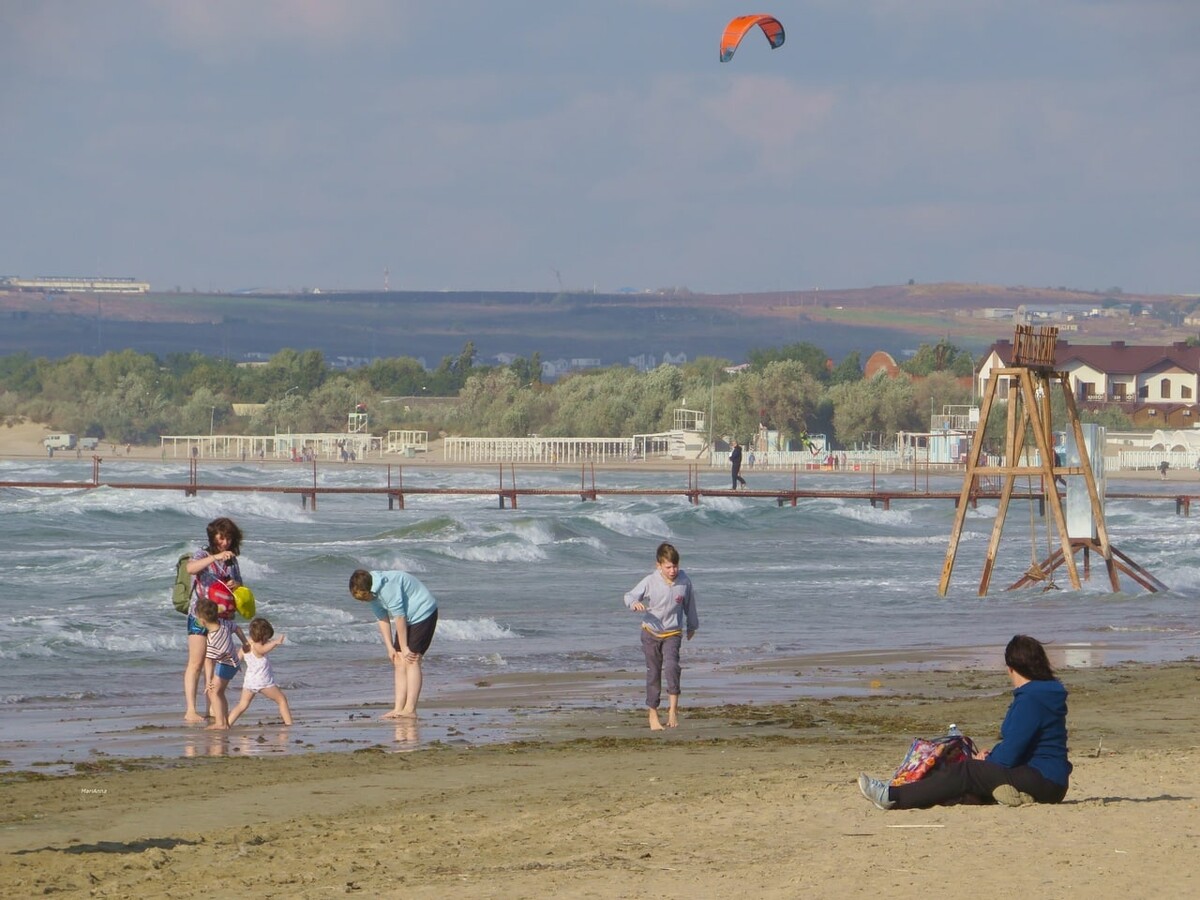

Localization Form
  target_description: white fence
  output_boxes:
[160,433,381,461]
[1118,450,1198,472]
[385,430,429,455]
[443,436,637,464]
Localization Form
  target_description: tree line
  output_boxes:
[0,339,1129,449]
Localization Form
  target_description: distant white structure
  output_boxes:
[2,275,149,293]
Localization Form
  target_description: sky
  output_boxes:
[1,1,1197,296]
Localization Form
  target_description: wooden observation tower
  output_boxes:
[939,325,1162,596]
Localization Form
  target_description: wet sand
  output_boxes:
[1,661,1197,897]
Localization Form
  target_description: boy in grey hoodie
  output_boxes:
[623,542,699,730]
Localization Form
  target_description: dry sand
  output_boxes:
[1,662,1197,898]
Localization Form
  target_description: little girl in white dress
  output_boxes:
[227,617,293,726]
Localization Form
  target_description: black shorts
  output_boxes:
[393,609,438,656]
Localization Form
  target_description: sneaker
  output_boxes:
[858,773,895,810]
[992,784,1035,807]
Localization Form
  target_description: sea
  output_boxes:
[1,456,1196,769]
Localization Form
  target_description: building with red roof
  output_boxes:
[978,339,1200,428]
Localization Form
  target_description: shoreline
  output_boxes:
[1,659,1196,896]
[1,640,1189,776]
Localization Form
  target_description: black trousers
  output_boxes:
[890,758,1068,809]
[731,465,746,489]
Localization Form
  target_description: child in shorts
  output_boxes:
[227,617,293,726]
[194,597,241,730]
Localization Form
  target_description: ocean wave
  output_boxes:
[1094,623,1197,635]
[441,540,548,564]
[855,534,949,547]
[825,501,914,526]
[437,617,517,642]
[584,508,673,539]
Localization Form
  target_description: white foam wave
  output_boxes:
[1097,623,1196,635]
[446,542,548,564]
[437,617,517,642]
[354,553,427,573]
[827,501,913,526]
[856,534,949,547]
[586,509,673,539]
[469,652,509,667]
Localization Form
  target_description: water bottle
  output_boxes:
[948,723,962,737]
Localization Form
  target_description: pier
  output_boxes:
[2,458,1198,514]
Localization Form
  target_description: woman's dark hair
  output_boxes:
[205,517,243,556]
[1005,634,1056,681]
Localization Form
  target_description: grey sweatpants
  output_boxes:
[640,629,682,709]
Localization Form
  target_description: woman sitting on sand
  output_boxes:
[858,634,1072,809]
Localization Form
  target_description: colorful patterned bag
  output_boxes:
[890,732,979,787]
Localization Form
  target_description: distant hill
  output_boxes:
[0,283,1189,366]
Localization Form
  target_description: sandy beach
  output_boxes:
[0,661,1196,897]
[3,420,1198,896]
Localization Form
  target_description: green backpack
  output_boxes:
[172,553,196,615]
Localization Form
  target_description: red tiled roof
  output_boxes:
[987,340,1200,375]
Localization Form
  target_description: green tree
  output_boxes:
[911,371,973,426]
[508,353,543,386]
[358,356,428,395]
[0,351,41,395]
[900,340,975,377]
[829,351,863,385]
[829,373,921,448]
[748,342,831,382]
[718,361,822,444]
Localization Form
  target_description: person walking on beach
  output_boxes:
[623,542,698,731]
[858,634,1072,810]
[730,441,748,490]
[227,617,293,727]
[349,569,439,718]
[183,516,244,723]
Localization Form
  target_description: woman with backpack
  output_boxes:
[182,517,245,723]
[857,634,1072,810]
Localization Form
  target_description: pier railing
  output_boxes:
[5,458,1199,515]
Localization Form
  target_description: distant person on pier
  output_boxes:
[1159,460,1170,480]
[623,542,699,731]
[349,569,439,718]
[183,517,245,723]
[729,441,748,490]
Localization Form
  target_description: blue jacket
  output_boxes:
[367,570,438,626]
[988,678,1072,786]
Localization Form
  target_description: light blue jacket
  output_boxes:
[368,570,438,626]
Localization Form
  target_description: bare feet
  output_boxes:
[184,712,205,724]
[205,723,229,731]
[648,709,664,731]
[666,713,678,728]
[382,709,417,720]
